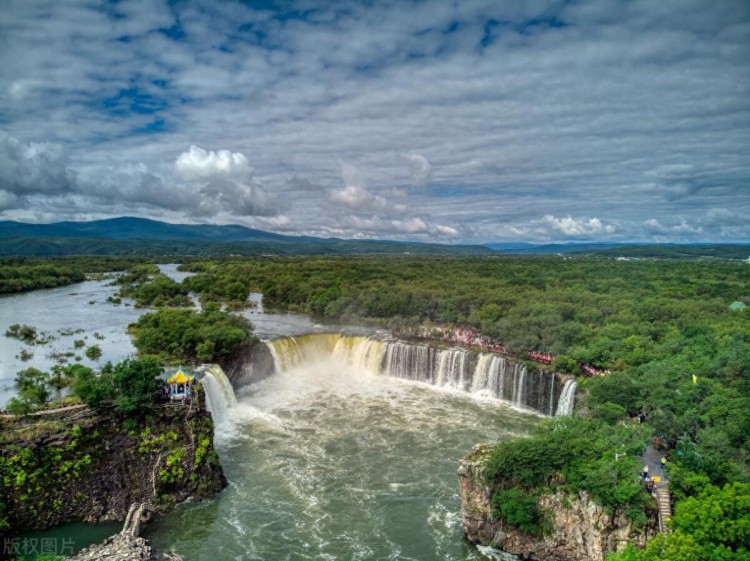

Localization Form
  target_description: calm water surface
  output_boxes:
[0,278,142,406]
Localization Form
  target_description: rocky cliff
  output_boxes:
[458,444,658,561]
[0,395,226,539]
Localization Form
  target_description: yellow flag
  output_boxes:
[692,374,698,384]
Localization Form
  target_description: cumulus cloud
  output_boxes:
[705,207,748,227]
[171,145,277,217]
[0,134,279,219]
[0,131,76,201]
[329,185,405,213]
[175,145,253,179]
[327,163,407,214]
[540,215,617,237]
[344,215,460,239]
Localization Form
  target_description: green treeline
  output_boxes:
[5,359,164,416]
[128,307,257,364]
[114,264,193,308]
[0,264,85,294]
[0,256,158,295]
[608,482,750,560]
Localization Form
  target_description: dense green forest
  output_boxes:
[128,307,257,364]
[0,256,154,295]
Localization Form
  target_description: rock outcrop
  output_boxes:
[1,394,226,538]
[66,502,184,561]
[67,533,156,561]
[458,444,659,561]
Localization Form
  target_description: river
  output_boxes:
[2,267,536,559]
[146,355,536,560]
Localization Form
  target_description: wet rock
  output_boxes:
[67,534,156,561]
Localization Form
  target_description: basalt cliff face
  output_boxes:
[458,444,658,561]
[0,396,226,539]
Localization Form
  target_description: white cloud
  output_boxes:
[643,218,703,235]
[175,146,253,180]
[705,207,748,227]
[330,185,386,210]
[0,132,76,200]
[540,215,617,237]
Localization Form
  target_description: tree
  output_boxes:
[588,373,642,414]
[552,355,579,375]
[591,402,629,425]
[607,483,750,560]
[5,392,37,416]
[672,483,750,552]
[492,488,544,534]
[72,366,115,410]
[14,367,50,405]
[112,358,163,413]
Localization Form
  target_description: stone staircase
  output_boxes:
[655,482,672,534]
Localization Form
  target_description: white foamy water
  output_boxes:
[147,352,537,560]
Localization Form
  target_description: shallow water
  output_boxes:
[146,357,536,560]
[0,278,144,406]
[15,521,121,557]
[0,264,331,406]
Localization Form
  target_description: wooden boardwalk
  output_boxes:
[655,482,672,534]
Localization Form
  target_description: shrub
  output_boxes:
[492,488,544,534]
[72,366,115,410]
[85,345,102,361]
[590,402,629,425]
[112,358,163,413]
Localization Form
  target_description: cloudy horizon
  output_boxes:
[1,0,748,244]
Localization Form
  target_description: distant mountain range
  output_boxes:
[485,241,750,259]
[0,217,493,257]
[0,217,747,259]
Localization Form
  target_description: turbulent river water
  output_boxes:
[146,355,537,561]
[2,268,540,560]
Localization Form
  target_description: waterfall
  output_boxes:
[548,374,556,416]
[435,349,470,389]
[512,364,526,407]
[201,364,237,424]
[263,334,563,416]
[333,336,385,373]
[556,379,577,416]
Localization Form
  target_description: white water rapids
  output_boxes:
[159,334,578,560]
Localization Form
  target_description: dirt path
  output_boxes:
[0,403,87,419]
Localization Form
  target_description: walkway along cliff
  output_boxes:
[0,380,226,542]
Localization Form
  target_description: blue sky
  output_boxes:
[0,0,748,243]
